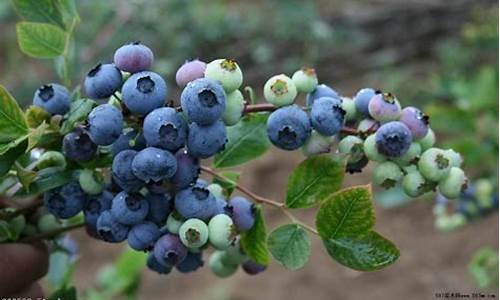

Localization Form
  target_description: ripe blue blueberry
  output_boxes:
[112,150,144,192]
[399,106,429,140]
[87,104,123,146]
[153,233,188,267]
[132,147,177,182]
[33,83,70,115]
[84,190,113,231]
[113,41,154,73]
[310,97,345,136]
[174,185,218,220]
[242,260,267,275]
[96,210,129,243]
[127,221,161,251]
[175,59,207,88]
[171,149,200,189]
[146,192,172,225]
[204,59,243,93]
[110,191,149,225]
[44,182,87,219]
[111,128,146,156]
[187,121,227,159]
[354,88,376,117]
[147,253,172,274]
[84,63,123,99]
[180,78,226,125]
[375,121,412,157]
[143,107,187,151]
[306,84,339,106]
[62,128,98,162]
[214,197,229,215]
[266,105,311,150]
[176,252,204,273]
[227,196,255,231]
[368,92,402,122]
[122,71,167,116]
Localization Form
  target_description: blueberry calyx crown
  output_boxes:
[382,92,396,104]
[137,76,155,93]
[415,109,430,125]
[333,104,346,116]
[198,89,217,107]
[159,123,178,141]
[192,187,209,201]
[271,79,289,96]
[278,126,297,146]
[302,67,316,77]
[435,154,450,169]
[98,228,113,242]
[185,228,201,243]
[87,63,102,77]
[125,194,142,211]
[220,59,237,71]
[131,41,141,45]
[38,85,54,101]
[165,251,179,265]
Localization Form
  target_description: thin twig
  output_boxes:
[3,198,43,221]
[18,222,85,243]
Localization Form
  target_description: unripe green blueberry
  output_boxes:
[438,167,468,199]
[338,135,364,163]
[443,149,463,167]
[204,59,243,93]
[301,130,334,157]
[208,214,236,250]
[178,218,209,249]
[402,170,433,197]
[207,183,224,200]
[222,89,245,126]
[37,151,66,170]
[37,214,61,233]
[418,148,451,182]
[476,179,494,205]
[209,250,238,278]
[291,68,318,93]
[263,74,297,107]
[341,97,357,121]
[220,241,248,265]
[393,142,421,166]
[78,169,105,195]
[372,161,403,189]
[418,128,435,150]
[363,134,386,162]
[9,215,26,237]
[22,224,37,236]
[166,212,184,234]
[435,214,466,232]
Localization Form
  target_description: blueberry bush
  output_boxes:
[0,1,474,298]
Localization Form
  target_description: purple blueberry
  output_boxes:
[122,71,167,116]
[127,221,161,251]
[187,121,227,159]
[111,128,146,156]
[266,105,311,150]
[132,147,177,182]
[87,104,123,146]
[44,182,87,219]
[228,196,255,231]
[354,88,376,117]
[174,184,218,220]
[242,260,267,275]
[176,252,204,273]
[96,210,129,243]
[143,107,187,151]
[176,59,207,88]
[171,149,200,189]
[180,78,226,125]
[375,121,412,157]
[84,190,113,230]
[310,97,345,136]
[306,84,339,106]
[146,192,173,225]
[113,41,154,73]
[33,83,70,115]
[112,150,144,192]
[368,92,402,122]
[153,234,188,267]
[399,106,429,139]
[62,128,98,162]
[147,253,172,274]
[84,63,123,99]
[110,191,149,225]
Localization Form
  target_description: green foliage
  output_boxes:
[0,85,29,154]
[267,224,311,270]
[0,214,25,241]
[468,247,499,289]
[286,155,345,208]
[12,0,66,29]
[214,113,270,168]
[61,98,96,134]
[240,205,269,265]
[16,21,66,58]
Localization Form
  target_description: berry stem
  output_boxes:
[18,222,85,243]
[279,206,318,235]
[0,198,43,221]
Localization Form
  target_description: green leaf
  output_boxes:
[214,113,270,168]
[15,162,37,190]
[16,22,66,58]
[49,285,77,300]
[468,247,499,289]
[240,205,269,265]
[16,169,73,196]
[28,122,49,151]
[0,220,13,242]
[12,0,65,29]
[322,231,400,271]
[61,98,96,134]
[267,224,311,270]
[0,85,29,152]
[8,215,26,240]
[213,171,240,197]
[0,140,27,177]
[25,105,50,128]
[56,0,80,27]
[285,155,345,209]
[316,185,374,239]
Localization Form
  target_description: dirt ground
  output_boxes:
[71,148,499,300]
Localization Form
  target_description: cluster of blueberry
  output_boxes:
[32,42,264,277]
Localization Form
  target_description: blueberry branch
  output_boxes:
[200,166,319,235]
[18,222,85,243]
